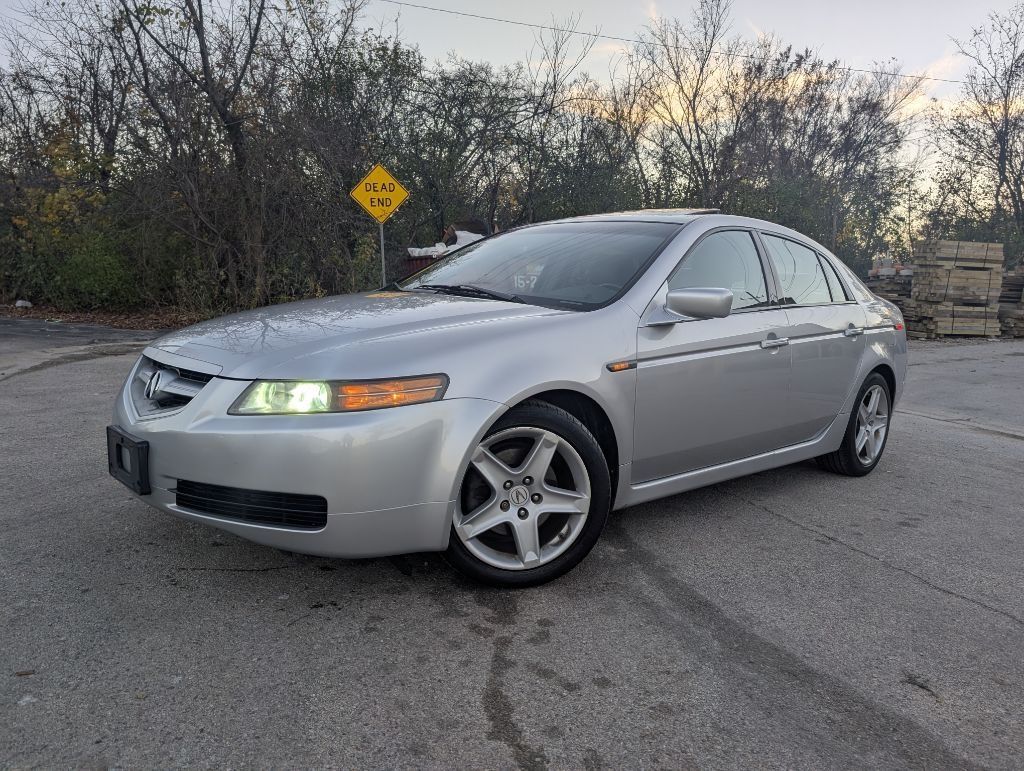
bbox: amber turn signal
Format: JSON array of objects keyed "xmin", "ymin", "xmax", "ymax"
[
  {"xmin": 606, "ymin": 360, "xmax": 636, "ymax": 373},
  {"xmin": 337, "ymin": 375, "xmax": 448, "ymax": 411}
]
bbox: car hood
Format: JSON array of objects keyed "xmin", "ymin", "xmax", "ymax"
[{"xmin": 148, "ymin": 290, "xmax": 562, "ymax": 379}]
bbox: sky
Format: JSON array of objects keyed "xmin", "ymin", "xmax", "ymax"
[
  {"xmin": 363, "ymin": 0, "xmax": 1021, "ymax": 102},
  {"xmin": 0, "ymin": 0, "xmax": 1018, "ymax": 101}
]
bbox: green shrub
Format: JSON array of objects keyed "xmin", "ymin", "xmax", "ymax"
[
  {"xmin": 50, "ymin": 229, "xmax": 140, "ymax": 309},
  {"xmin": 351, "ymin": 233, "xmax": 381, "ymax": 292}
]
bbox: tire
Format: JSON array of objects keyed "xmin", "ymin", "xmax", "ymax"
[
  {"xmin": 445, "ymin": 400, "xmax": 612, "ymax": 587},
  {"xmin": 816, "ymin": 372, "xmax": 892, "ymax": 477}
]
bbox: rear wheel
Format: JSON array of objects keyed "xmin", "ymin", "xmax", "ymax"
[
  {"xmin": 816, "ymin": 372, "xmax": 891, "ymax": 477},
  {"xmin": 445, "ymin": 401, "xmax": 611, "ymax": 587}
]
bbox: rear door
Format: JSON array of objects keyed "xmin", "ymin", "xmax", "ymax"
[
  {"xmin": 632, "ymin": 229, "xmax": 792, "ymax": 483},
  {"xmin": 758, "ymin": 232, "xmax": 867, "ymax": 445}
]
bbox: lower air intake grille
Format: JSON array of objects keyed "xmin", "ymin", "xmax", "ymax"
[{"xmin": 174, "ymin": 480, "xmax": 328, "ymax": 530}]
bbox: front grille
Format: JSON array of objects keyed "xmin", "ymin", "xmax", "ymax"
[
  {"xmin": 174, "ymin": 479, "xmax": 328, "ymax": 530},
  {"xmin": 131, "ymin": 356, "xmax": 215, "ymax": 418},
  {"xmin": 173, "ymin": 366, "xmax": 214, "ymax": 384}
]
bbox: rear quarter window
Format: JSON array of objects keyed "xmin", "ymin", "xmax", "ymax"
[
  {"xmin": 817, "ymin": 255, "xmax": 850, "ymax": 301},
  {"xmin": 827, "ymin": 256, "xmax": 874, "ymax": 302}
]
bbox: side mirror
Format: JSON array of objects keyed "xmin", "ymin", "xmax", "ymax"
[{"xmin": 665, "ymin": 287, "xmax": 734, "ymax": 319}]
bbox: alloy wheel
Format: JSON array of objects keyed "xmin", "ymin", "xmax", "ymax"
[
  {"xmin": 855, "ymin": 384, "xmax": 889, "ymax": 465},
  {"xmin": 454, "ymin": 427, "xmax": 592, "ymax": 571}
]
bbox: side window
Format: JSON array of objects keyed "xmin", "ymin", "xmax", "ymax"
[
  {"xmin": 762, "ymin": 234, "xmax": 832, "ymax": 305},
  {"xmin": 668, "ymin": 230, "xmax": 769, "ymax": 311},
  {"xmin": 818, "ymin": 255, "xmax": 849, "ymax": 301},
  {"xmin": 830, "ymin": 257, "xmax": 874, "ymax": 302}
]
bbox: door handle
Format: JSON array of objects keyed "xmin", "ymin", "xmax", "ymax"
[
  {"xmin": 760, "ymin": 337, "xmax": 790, "ymax": 349},
  {"xmin": 843, "ymin": 327, "xmax": 864, "ymax": 337}
]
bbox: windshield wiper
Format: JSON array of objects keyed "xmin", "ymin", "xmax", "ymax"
[{"xmin": 414, "ymin": 283, "xmax": 524, "ymax": 303}]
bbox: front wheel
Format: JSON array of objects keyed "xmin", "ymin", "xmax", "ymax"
[
  {"xmin": 445, "ymin": 401, "xmax": 611, "ymax": 587},
  {"xmin": 816, "ymin": 372, "xmax": 892, "ymax": 477}
]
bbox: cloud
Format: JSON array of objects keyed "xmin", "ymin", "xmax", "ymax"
[
  {"xmin": 917, "ymin": 47, "xmax": 968, "ymax": 100},
  {"xmin": 591, "ymin": 41, "xmax": 631, "ymax": 57},
  {"xmin": 923, "ymin": 48, "xmax": 968, "ymax": 79},
  {"xmin": 884, "ymin": 46, "xmax": 967, "ymax": 121},
  {"xmin": 746, "ymin": 18, "xmax": 766, "ymax": 41}
]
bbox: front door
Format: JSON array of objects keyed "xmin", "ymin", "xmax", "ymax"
[{"xmin": 632, "ymin": 230, "xmax": 793, "ymax": 484}]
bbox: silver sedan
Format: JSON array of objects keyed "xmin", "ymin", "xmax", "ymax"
[{"xmin": 108, "ymin": 211, "xmax": 906, "ymax": 586}]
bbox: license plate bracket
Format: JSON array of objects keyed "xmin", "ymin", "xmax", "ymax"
[{"xmin": 106, "ymin": 425, "xmax": 151, "ymax": 495}]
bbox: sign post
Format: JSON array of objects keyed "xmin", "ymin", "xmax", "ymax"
[
  {"xmin": 379, "ymin": 221, "xmax": 385, "ymax": 287},
  {"xmin": 349, "ymin": 164, "xmax": 410, "ymax": 286}
]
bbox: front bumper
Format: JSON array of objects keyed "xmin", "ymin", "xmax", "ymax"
[{"xmin": 112, "ymin": 357, "xmax": 505, "ymax": 558}]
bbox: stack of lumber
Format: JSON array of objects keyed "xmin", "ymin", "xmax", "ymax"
[
  {"xmin": 910, "ymin": 267, "xmax": 1000, "ymax": 303},
  {"xmin": 999, "ymin": 268, "xmax": 1024, "ymax": 337},
  {"xmin": 902, "ymin": 301, "xmax": 1002, "ymax": 338},
  {"xmin": 1000, "ymin": 269, "xmax": 1024, "ymax": 304},
  {"xmin": 865, "ymin": 274, "xmax": 911, "ymax": 304},
  {"xmin": 905, "ymin": 240, "xmax": 1004, "ymax": 339},
  {"xmin": 1000, "ymin": 305, "xmax": 1024, "ymax": 337}
]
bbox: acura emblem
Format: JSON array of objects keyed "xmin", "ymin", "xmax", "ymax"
[
  {"xmin": 144, "ymin": 370, "xmax": 163, "ymax": 400},
  {"xmin": 508, "ymin": 486, "xmax": 530, "ymax": 506}
]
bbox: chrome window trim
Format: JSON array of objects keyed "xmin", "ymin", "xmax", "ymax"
[{"xmin": 771, "ymin": 300, "xmax": 861, "ymax": 309}]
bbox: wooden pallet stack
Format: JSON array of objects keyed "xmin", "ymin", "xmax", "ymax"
[
  {"xmin": 865, "ymin": 275, "xmax": 911, "ymax": 305},
  {"xmin": 904, "ymin": 240, "xmax": 1004, "ymax": 339},
  {"xmin": 999, "ymin": 268, "xmax": 1024, "ymax": 337}
]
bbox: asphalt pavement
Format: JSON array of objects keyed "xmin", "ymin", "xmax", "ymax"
[
  {"xmin": 1, "ymin": 319, "xmax": 1022, "ymax": 768},
  {"xmin": 0, "ymin": 318, "xmax": 154, "ymax": 383}
]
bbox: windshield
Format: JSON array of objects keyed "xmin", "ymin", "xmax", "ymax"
[{"xmin": 399, "ymin": 221, "xmax": 681, "ymax": 310}]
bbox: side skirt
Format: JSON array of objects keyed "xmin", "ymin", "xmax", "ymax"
[{"xmin": 614, "ymin": 412, "xmax": 849, "ymax": 510}]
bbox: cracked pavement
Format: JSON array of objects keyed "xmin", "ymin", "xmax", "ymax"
[{"xmin": 1, "ymin": 320, "xmax": 1022, "ymax": 768}]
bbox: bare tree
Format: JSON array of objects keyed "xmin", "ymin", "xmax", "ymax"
[
  {"xmin": 930, "ymin": 3, "xmax": 1024, "ymax": 260},
  {"xmin": 0, "ymin": 0, "xmax": 931, "ymax": 308},
  {"xmin": 116, "ymin": 0, "xmax": 269, "ymax": 302}
]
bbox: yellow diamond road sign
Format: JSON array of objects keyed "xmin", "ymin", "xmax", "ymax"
[{"xmin": 350, "ymin": 164, "xmax": 409, "ymax": 224}]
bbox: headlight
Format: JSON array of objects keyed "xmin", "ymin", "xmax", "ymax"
[{"xmin": 229, "ymin": 375, "xmax": 449, "ymax": 415}]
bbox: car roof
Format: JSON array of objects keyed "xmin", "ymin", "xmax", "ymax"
[
  {"xmin": 550, "ymin": 210, "xmax": 830, "ymax": 253},
  {"xmin": 559, "ymin": 208, "xmax": 720, "ymax": 224}
]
